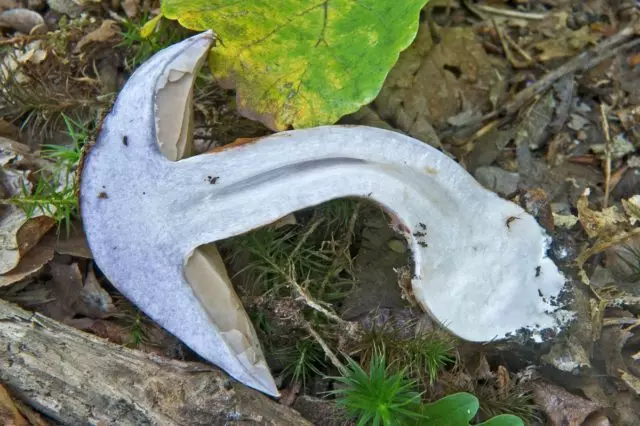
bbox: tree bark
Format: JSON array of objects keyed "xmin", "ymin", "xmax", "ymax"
[{"xmin": 0, "ymin": 299, "xmax": 312, "ymax": 425}]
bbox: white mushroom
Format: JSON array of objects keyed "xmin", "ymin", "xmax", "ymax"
[{"xmin": 80, "ymin": 31, "xmax": 569, "ymax": 397}]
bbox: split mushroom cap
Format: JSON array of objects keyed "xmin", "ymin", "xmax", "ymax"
[{"xmin": 81, "ymin": 32, "xmax": 569, "ymax": 397}]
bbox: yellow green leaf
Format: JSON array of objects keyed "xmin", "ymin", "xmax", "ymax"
[
  {"xmin": 161, "ymin": 0, "xmax": 428, "ymax": 130},
  {"xmin": 140, "ymin": 14, "xmax": 163, "ymax": 39}
]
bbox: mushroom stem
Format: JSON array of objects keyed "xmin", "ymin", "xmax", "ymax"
[{"xmin": 80, "ymin": 31, "xmax": 570, "ymax": 397}]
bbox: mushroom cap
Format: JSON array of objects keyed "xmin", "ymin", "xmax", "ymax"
[{"xmin": 81, "ymin": 31, "xmax": 569, "ymax": 396}]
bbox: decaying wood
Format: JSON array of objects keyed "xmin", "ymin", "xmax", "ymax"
[{"xmin": 0, "ymin": 299, "xmax": 312, "ymax": 426}]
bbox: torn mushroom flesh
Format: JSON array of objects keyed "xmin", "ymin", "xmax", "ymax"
[{"xmin": 80, "ymin": 31, "xmax": 570, "ymax": 396}]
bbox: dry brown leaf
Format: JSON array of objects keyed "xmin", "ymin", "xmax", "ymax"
[
  {"xmin": 531, "ymin": 381, "xmax": 601, "ymax": 426},
  {"xmin": 375, "ymin": 23, "xmax": 507, "ymax": 140},
  {"xmin": 472, "ymin": 354, "xmax": 493, "ymax": 381},
  {"xmin": 272, "ymin": 213, "xmax": 297, "ymax": 228},
  {"xmin": 1, "ymin": 138, "xmax": 58, "ymax": 275},
  {"xmin": 496, "ymin": 365, "xmax": 510, "ymax": 398},
  {"xmin": 514, "ymin": 90, "xmax": 556, "ymax": 151},
  {"xmin": 76, "ymin": 266, "xmax": 114, "ymax": 318},
  {"xmin": 74, "ymin": 20, "xmax": 120, "ymax": 52},
  {"xmin": 553, "ymin": 213, "xmax": 579, "ymax": 229},
  {"xmin": 0, "ymin": 242, "xmax": 54, "ymax": 287},
  {"xmin": 622, "ymin": 195, "xmax": 640, "ymax": 225},
  {"xmin": 37, "ymin": 262, "xmax": 85, "ymax": 321},
  {"xmin": 0, "ymin": 383, "xmax": 29, "ymax": 426},
  {"xmin": 41, "ymin": 220, "xmax": 92, "ymax": 258},
  {"xmin": 14, "ymin": 41, "xmax": 47, "ymax": 66},
  {"xmin": 0, "ymin": 138, "xmax": 39, "ymax": 166},
  {"xmin": 0, "ymin": 203, "xmax": 56, "ymax": 275},
  {"xmin": 534, "ymin": 26, "xmax": 602, "ymax": 62},
  {"xmin": 533, "ymin": 12, "xmax": 603, "ymax": 62},
  {"xmin": 66, "ymin": 318, "xmax": 129, "ymax": 345},
  {"xmin": 605, "ymin": 233, "xmax": 640, "ymax": 283},
  {"xmin": 596, "ymin": 327, "xmax": 633, "ymax": 377},
  {"xmin": 575, "ymin": 191, "xmax": 639, "ymax": 284},
  {"xmin": 542, "ymin": 335, "xmax": 591, "ymax": 372},
  {"xmin": 522, "ymin": 187, "xmax": 555, "ymax": 233},
  {"xmin": 577, "ymin": 189, "xmax": 627, "ymax": 239}
]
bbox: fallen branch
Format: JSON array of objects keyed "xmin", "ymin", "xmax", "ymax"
[
  {"xmin": 491, "ymin": 23, "xmax": 638, "ymax": 119},
  {"xmin": 306, "ymin": 324, "xmax": 346, "ymax": 372},
  {"xmin": 0, "ymin": 299, "xmax": 311, "ymax": 426},
  {"xmin": 476, "ymin": 4, "xmax": 547, "ymax": 20}
]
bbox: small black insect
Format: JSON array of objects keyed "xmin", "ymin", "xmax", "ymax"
[
  {"xmin": 98, "ymin": 192, "xmax": 108, "ymax": 199},
  {"xmin": 505, "ymin": 215, "xmax": 521, "ymax": 230},
  {"xmin": 413, "ymin": 231, "xmax": 426, "ymax": 238},
  {"xmin": 537, "ymin": 289, "xmax": 543, "ymax": 298},
  {"xmin": 418, "ymin": 222, "xmax": 427, "ymax": 230},
  {"xmin": 207, "ymin": 176, "xmax": 220, "ymax": 184},
  {"xmin": 122, "ymin": 135, "xmax": 129, "ymax": 146},
  {"xmin": 535, "ymin": 266, "xmax": 542, "ymax": 277},
  {"xmin": 418, "ymin": 241, "xmax": 428, "ymax": 248}
]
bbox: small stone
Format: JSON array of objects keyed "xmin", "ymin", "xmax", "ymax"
[
  {"xmin": 473, "ymin": 166, "xmax": 520, "ymax": 197},
  {"xmin": 0, "ymin": 8, "xmax": 46, "ymax": 34}
]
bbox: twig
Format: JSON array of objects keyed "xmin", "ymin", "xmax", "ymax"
[
  {"xmin": 289, "ymin": 219, "xmax": 322, "ymax": 261},
  {"xmin": 504, "ymin": 29, "xmax": 535, "ymax": 64},
  {"xmin": 584, "ymin": 37, "xmax": 640, "ymax": 70},
  {"xmin": 288, "ymin": 273, "xmax": 345, "ymax": 326},
  {"xmin": 602, "ymin": 317, "xmax": 640, "ymax": 327},
  {"xmin": 0, "ymin": 34, "xmax": 48, "ymax": 46},
  {"xmin": 461, "ymin": 0, "xmax": 488, "ymax": 20},
  {"xmin": 600, "ymin": 104, "xmax": 612, "ymax": 208},
  {"xmin": 305, "ymin": 323, "xmax": 345, "ymax": 372},
  {"xmin": 501, "ymin": 26, "xmax": 638, "ymax": 117},
  {"xmin": 576, "ymin": 227, "xmax": 640, "ymax": 267},
  {"xmin": 476, "ymin": 4, "xmax": 547, "ymax": 20},
  {"xmin": 623, "ymin": 319, "xmax": 640, "ymax": 332},
  {"xmin": 445, "ymin": 24, "xmax": 638, "ymax": 135},
  {"xmin": 493, "ymin": 20, "xmax": 533, "ymax": 69}
]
